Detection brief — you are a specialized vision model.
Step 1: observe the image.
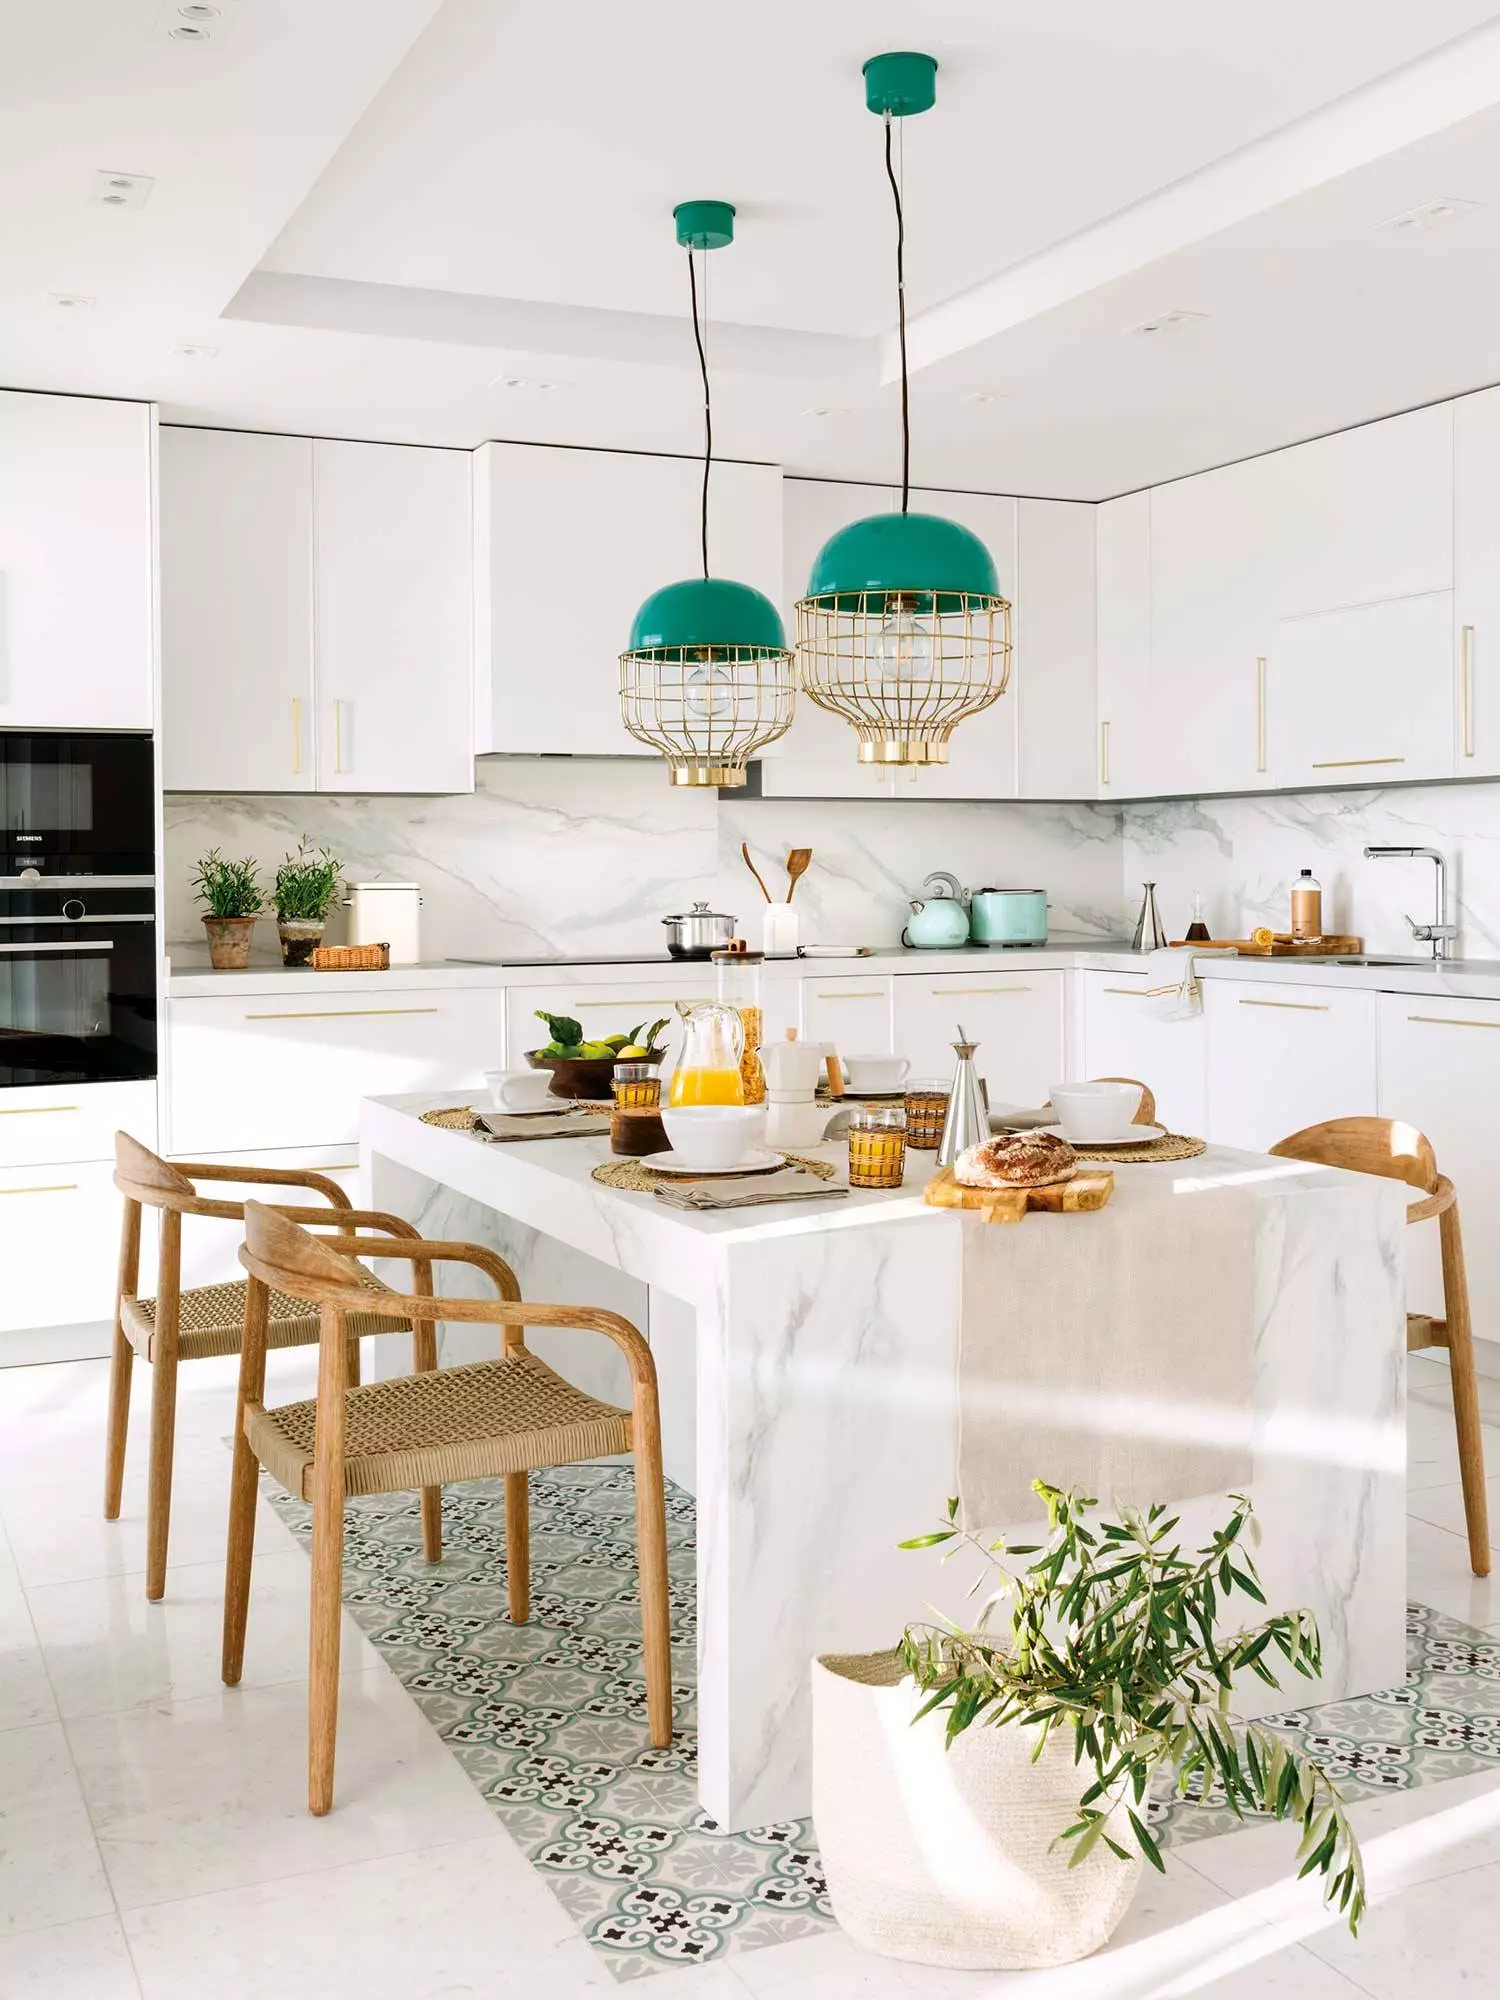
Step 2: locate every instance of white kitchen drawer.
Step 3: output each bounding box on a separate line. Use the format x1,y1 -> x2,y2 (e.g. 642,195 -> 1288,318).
0,1161 -> 126,1333
167,988 -> 505,1155
799,976 -> 895,1060
0,1079 -> 157,1168
894,969 -> 1065,1107
504,972 -> 718,1071
1078,972 -> 1206,1137
1204,980 -> 1377,1153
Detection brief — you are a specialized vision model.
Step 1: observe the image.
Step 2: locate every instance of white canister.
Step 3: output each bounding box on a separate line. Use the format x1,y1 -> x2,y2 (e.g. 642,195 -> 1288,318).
343,880 -> 422,965
761,901 -> 800,956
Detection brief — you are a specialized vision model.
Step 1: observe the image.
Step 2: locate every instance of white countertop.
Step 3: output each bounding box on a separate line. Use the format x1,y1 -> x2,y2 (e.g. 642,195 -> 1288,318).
167,937 -> 1500,1002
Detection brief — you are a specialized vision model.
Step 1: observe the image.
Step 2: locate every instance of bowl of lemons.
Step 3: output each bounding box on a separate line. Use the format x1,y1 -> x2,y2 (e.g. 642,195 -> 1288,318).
525,1011 -> 671,1101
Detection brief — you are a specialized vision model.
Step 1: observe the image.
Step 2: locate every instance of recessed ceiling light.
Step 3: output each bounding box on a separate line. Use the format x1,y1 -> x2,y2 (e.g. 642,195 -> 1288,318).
49,293 -> 96,312
91,170 -> 153,210
1127,308 -> 1209,337
157,0 -> 236,42
961,390 -> 1008,406
489,374 -> 569,393
1379,196 -> 1480,236
800,405 -> 851,419
173,343 -> 219,360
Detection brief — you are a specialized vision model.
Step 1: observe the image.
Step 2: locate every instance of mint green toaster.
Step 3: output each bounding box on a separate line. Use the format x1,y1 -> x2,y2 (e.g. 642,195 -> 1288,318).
968,888 -> 1048,946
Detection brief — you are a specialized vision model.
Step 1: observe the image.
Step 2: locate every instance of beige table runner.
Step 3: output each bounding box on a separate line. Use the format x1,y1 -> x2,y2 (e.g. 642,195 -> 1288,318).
958,1181 -> 1255,1522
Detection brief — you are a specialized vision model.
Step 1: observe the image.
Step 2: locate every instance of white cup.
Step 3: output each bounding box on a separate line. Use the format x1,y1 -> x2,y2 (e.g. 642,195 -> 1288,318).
842,1053 -> 911,1094
485,1067 -> 555,1112
661,1104 -> 767,1168
1047,1080 -> 1141,1143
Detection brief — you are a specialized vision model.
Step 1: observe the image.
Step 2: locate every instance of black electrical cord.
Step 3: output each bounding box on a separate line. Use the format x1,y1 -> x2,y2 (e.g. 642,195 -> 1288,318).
687,247 -> 711,578
883,112 -> 911,514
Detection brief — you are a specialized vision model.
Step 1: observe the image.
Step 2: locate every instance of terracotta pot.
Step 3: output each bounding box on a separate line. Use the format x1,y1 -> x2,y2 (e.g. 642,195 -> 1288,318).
277,917 -> 326,967
812,1650 -> 1142,1969
202,915 -> 258,971
526,1048 -> 663,1103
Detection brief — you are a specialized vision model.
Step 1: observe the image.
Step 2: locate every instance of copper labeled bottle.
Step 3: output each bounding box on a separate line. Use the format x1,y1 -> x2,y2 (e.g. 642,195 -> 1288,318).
1290,869 -> 1323,941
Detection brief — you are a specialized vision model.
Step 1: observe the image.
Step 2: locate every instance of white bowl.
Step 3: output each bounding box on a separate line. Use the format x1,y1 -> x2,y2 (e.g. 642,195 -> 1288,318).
484,1067 -> 555,1112
842,1053 -> 911,1094
1047,1080 -> 1141,1144
661,1105 -> 767,1169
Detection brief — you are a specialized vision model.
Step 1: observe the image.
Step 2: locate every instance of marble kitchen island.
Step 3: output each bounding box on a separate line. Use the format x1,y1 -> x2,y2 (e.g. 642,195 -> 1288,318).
360,1092 -> 1408,1833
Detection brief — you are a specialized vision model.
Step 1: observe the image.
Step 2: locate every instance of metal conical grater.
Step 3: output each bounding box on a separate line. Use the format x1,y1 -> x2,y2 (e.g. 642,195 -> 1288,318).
936,1026 -> 989,1167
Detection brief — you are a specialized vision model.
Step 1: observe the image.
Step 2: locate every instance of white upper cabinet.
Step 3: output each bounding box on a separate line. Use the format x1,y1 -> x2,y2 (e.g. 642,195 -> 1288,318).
1094,492 -> 1152,800
475,442 -> 783,759
161,428 -> 314,792
1455,386 -> 1500,776
162,429 -> 473,793
312,440 -> 473,793
0,391 -> 153,731
1015,499 -> 1097,800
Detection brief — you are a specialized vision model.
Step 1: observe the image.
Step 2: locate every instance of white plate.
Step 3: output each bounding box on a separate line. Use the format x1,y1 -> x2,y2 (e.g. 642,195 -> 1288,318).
649,1147 -> 787,1178
1042,1123 -> 1167,1147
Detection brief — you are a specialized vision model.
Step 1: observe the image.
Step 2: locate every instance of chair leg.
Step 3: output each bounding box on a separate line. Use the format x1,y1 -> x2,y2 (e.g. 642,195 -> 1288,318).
411,1311 -> 442,1562
633,1438 -> 673,1749
1440,1201 -> 1491,1577
103,1198 -> 140,1521
505,1472 -> 530,1623
144,1344 -> 178,1602
308,1310 -> 349,1818
223,1276 -> 270,1687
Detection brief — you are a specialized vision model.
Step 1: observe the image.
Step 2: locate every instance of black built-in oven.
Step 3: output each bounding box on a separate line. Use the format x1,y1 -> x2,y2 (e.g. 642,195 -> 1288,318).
0,732 -> 157,1086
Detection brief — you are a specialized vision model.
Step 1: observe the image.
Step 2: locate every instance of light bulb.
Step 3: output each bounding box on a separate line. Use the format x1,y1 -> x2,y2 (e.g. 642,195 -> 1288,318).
871,596 -> 933,683
683,656 -> 734,724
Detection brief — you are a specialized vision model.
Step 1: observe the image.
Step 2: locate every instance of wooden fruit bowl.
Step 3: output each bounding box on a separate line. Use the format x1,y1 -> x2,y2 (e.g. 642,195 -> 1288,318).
525,1048 -> 664,1102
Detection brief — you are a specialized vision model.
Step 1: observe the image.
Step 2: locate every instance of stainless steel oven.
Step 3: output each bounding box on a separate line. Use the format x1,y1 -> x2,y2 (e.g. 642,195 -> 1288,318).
0,732 -> 156,1086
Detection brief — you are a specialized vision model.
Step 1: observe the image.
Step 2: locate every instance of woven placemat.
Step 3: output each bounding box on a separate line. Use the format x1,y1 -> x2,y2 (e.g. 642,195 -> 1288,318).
421,1105 -> 483,1130
592,1152 -> 838,1193
1069,1132 -> 1206,1164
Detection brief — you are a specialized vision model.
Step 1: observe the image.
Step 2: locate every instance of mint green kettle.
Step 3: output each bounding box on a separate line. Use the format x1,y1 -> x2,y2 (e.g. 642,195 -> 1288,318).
902,871 -> 971,950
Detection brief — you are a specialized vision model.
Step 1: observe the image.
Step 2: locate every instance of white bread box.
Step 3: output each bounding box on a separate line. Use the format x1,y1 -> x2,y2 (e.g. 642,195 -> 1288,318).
342,880 -> 422,965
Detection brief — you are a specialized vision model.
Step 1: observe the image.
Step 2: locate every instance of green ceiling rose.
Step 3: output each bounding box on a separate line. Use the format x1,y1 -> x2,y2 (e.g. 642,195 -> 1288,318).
804,511 -> 1000,613
862,51 -> 938,118
627,576 -> 786,657
673,200 -> 735,251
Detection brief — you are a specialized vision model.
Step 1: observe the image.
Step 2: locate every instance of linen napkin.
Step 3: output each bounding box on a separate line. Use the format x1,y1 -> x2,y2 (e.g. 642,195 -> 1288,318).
653,1170 -> 849,1211
477,1110 -> 611,1141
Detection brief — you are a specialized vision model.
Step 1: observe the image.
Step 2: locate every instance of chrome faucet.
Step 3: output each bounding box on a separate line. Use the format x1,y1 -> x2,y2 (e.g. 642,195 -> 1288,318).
1362,845 -> 1457,961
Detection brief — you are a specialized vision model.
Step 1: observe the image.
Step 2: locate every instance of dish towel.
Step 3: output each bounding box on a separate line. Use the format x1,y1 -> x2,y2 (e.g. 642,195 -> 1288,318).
957,1178 -> 1255,1524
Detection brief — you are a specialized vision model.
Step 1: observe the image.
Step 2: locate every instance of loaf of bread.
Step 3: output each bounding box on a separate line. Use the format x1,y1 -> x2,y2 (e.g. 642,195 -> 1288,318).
954,1131 -> 1078,1189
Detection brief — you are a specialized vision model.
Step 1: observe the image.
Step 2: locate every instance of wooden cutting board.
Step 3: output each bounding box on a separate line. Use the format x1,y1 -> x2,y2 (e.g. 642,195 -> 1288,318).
1167,933 -> 1362,956
923,1164 -> 1114,1225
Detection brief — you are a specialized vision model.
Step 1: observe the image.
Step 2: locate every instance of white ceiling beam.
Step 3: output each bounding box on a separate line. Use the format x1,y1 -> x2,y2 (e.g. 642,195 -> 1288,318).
894,14 -> 1500,380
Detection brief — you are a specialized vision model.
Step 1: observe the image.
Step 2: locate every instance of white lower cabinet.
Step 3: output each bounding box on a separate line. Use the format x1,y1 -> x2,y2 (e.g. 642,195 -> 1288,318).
0,1162 -> 129,1336
1377,995 -> 1500,1341
894,970 -> 1065,1108
800,976 -> 895,1060
1204,980 -> 1377,1153
1078,972 -> 1206,1136
167,987 -> 506,1155
504,972 -> 719,1073
0,1080 -> 156,1169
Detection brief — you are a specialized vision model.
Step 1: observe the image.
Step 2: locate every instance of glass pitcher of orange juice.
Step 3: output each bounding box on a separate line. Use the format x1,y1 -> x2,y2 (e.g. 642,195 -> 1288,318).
669,1001 -> 745,1107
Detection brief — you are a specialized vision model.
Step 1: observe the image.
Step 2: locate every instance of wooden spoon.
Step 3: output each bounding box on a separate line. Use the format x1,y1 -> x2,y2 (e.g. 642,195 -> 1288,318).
785,847 -> 813,903
741,841 -> 773,903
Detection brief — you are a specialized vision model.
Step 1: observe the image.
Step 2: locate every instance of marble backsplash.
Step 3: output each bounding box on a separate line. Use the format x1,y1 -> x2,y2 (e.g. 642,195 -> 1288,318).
1122,782 -> 1500,957
162,759 -> 1127,960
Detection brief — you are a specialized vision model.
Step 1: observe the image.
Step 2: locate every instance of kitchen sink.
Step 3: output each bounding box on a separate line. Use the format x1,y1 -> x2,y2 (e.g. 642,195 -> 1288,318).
1306,954 -> 1435,968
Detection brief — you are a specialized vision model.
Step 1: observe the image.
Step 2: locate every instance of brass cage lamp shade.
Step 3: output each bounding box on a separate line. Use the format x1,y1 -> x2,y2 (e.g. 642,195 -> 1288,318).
619,647 -> 795,788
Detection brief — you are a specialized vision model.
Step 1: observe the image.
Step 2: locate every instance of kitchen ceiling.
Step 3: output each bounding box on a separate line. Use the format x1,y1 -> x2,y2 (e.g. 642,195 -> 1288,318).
8,0 -> 1500,496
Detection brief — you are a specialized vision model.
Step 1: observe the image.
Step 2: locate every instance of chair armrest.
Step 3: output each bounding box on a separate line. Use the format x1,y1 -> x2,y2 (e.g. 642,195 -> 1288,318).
312,1235 -> 521,1301
173,1161 -> 353,1209
1408,1174 -> 1456,1226
272,1207 -> 421,1238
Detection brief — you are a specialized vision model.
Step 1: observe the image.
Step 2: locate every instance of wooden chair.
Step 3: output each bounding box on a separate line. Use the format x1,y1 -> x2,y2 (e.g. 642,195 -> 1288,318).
1270,1117 -> 1490,1576
108,1133 -> 416,1600
225,1200 -> 672,1816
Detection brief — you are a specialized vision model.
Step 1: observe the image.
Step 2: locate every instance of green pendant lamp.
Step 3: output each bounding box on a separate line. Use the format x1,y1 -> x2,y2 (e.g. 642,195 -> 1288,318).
620,200 -> 795,788
795,53 -> 1013,767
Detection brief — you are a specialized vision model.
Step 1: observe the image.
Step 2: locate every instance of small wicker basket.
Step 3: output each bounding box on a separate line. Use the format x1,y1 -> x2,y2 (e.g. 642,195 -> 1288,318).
310,941 -> 390,971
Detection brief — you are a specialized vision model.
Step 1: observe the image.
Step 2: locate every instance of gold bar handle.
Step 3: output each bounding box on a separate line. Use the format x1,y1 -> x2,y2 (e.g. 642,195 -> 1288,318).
333,700 -> 345,776
1309,756 -> 1406,770
0,1104 -> 78,1116
1408,1014 -> 1500,1030
243,1007 -> 441,1022
0,1182 -> 77,1197
1238,998 -> 1330,1012
1462,624 -> 1476,759
1255,657 -> 1267,773
573,998 -> 695,1008
290,698 -> 302,776
814,991 -> 883,1001
1099,719 -> 1110,788
934,986 -> 1030,996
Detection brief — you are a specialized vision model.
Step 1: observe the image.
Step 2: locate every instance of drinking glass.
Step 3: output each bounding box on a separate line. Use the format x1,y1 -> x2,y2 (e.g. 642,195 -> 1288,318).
613,1062 -> 661,1111
903,1079 -> 950,1150
848,1105 -> 907,1189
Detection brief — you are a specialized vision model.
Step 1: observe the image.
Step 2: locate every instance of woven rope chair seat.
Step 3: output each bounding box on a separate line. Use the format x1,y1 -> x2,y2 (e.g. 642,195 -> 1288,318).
248,1348 -> 633,1501
122,1262 -> 403,1364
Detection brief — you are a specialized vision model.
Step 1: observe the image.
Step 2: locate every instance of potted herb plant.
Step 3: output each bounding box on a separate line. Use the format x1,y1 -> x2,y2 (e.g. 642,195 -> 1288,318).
812,1482 -> 1364,1970
273,839 -> 342,966
192,850 -> 264,970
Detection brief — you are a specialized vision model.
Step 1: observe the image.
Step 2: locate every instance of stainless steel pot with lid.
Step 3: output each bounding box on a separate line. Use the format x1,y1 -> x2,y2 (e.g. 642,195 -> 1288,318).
661,900 -> 737,960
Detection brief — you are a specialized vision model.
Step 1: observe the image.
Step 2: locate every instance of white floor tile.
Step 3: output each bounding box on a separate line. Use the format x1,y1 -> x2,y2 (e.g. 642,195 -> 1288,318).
2,1484 -> 288,1593
1404,1476 -> 1500,1551
0,1915 -> 141,1999
66,1667 -> 498,1909
120,1833 -> 580,1999
0,1553 -> 58,1730
1406,1516 -> 1500,1627
1304,1857 -> 1500,1995
0,1721 -> 115,1938
27,1546 -> 376,1722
